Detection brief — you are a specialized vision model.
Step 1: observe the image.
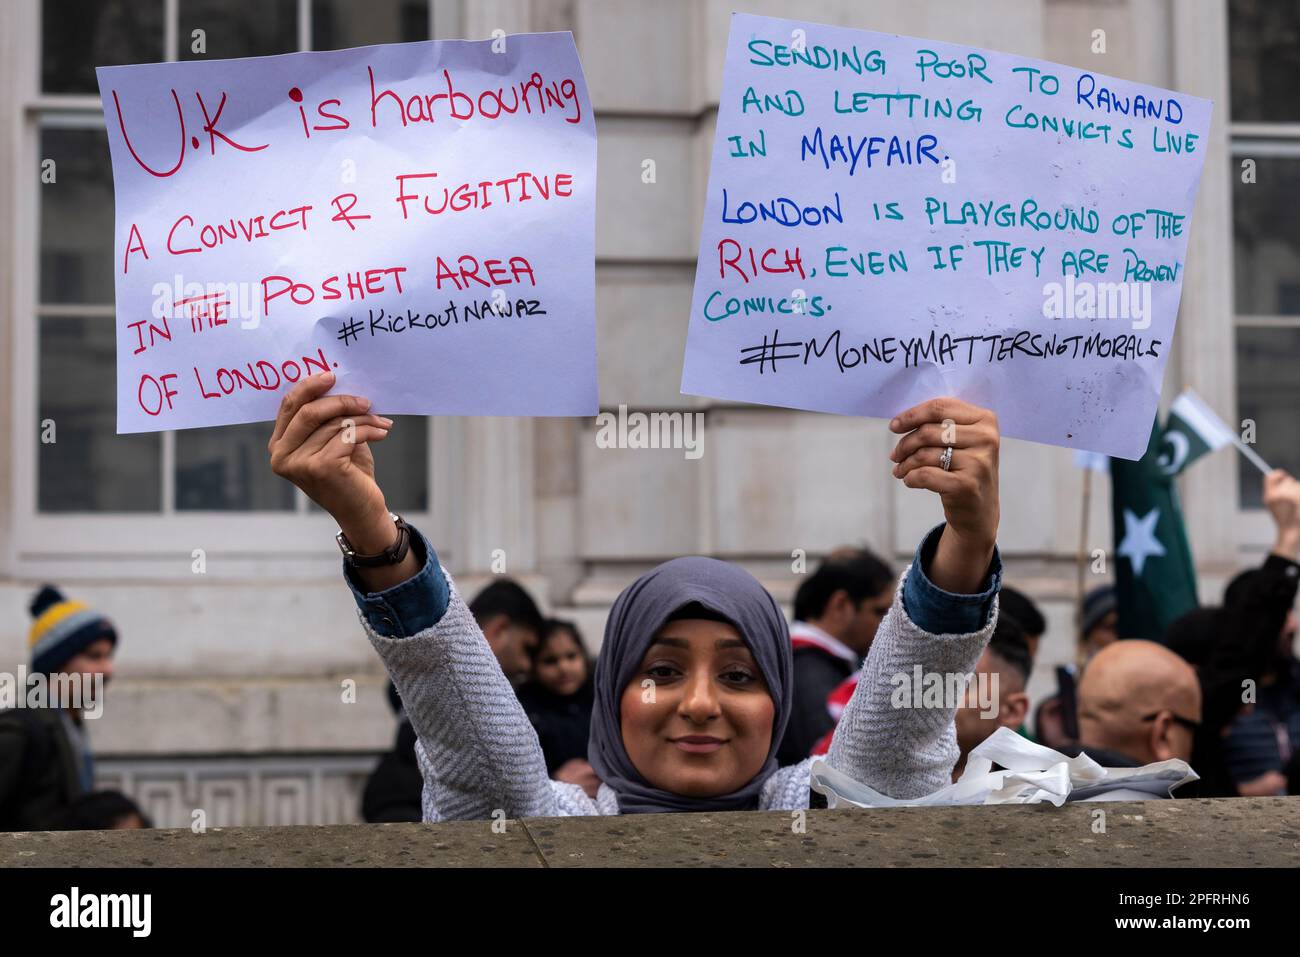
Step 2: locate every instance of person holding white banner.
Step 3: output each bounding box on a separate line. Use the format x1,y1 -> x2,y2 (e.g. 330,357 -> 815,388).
266,372 -> 1005,818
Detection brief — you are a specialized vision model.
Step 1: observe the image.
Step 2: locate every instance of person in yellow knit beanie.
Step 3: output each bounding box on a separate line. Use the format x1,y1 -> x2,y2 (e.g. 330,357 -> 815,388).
0,585 -> 117,831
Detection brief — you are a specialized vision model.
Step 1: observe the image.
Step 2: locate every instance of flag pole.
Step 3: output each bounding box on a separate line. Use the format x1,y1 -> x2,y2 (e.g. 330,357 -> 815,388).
1178,387 -> 1272,476
1233,436 -> 1273,477
1076,466 -> 1092,632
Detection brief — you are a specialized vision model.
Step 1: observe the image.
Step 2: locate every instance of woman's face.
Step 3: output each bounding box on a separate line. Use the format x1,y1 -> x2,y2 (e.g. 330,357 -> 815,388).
618,617 -> 775,797
534,628 -> 588,696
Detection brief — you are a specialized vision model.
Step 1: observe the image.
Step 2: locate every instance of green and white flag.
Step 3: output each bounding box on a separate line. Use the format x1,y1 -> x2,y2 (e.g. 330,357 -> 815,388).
1156,389 -> 1237,477
1110,417 -> 1200,641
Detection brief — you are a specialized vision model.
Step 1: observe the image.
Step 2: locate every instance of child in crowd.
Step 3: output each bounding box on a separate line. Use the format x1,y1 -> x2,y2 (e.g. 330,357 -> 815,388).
517,619 -> 599,797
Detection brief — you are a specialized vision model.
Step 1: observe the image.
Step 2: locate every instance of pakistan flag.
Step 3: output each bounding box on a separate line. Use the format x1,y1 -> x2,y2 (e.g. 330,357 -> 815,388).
1156,390 -> 1238,477
1109,410 -> 1205,641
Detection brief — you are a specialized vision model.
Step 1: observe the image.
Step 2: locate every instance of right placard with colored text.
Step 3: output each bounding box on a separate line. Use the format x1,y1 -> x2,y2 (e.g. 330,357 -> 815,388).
681,13 -> 1212,460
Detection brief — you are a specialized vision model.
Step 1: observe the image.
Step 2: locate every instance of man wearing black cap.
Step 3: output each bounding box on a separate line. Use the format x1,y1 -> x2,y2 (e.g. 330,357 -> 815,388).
778,549 -> 895,765
1079,584 -> 1119,661
0,585 -> 117,831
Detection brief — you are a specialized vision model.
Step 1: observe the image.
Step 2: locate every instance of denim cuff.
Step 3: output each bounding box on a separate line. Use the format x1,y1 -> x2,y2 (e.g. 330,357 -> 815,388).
902,522 -> 1002,635
344,524 -> 449,638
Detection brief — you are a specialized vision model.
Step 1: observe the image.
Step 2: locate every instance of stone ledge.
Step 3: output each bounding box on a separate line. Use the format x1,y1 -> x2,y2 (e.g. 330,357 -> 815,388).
2,798 -> 1297,868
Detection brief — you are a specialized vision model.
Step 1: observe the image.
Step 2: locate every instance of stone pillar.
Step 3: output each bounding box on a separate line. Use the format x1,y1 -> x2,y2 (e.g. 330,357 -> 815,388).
457,418 -> 537,575
1170,0 -> 1239,570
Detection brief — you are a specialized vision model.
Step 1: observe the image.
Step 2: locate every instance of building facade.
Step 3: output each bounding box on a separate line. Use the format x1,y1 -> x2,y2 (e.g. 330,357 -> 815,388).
0,0 -> 1294,825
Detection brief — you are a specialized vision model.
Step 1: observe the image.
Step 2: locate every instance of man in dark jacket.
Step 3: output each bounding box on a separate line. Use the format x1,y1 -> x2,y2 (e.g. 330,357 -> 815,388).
777,549 -> 894,765
361,683 -> 425,823
0,586 -> 117,831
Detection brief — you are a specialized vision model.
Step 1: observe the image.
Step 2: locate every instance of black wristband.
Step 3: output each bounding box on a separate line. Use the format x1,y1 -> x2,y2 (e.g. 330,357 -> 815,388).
337,513 -> 411,568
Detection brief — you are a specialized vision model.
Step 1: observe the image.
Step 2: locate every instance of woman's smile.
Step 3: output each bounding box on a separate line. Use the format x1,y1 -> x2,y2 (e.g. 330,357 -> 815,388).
670,734 -> 728,754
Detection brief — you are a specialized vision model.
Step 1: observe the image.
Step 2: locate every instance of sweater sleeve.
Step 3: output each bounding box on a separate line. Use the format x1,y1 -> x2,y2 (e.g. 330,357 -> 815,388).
344,524 -> 449,638
361,569 -> 559,822
903,523 -> 1001,634
825,564 -> 997,800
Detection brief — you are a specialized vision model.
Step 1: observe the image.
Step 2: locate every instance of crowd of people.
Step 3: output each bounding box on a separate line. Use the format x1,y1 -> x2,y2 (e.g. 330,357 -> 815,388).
359,467 -> 1300,820
2,372 -> 1297,828
248,371 -> 1294,821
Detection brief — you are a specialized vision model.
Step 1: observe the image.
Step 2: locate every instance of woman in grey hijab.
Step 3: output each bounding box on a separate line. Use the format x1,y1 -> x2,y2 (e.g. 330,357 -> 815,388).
269,374 -> 1005,820
587,556 -> 794,813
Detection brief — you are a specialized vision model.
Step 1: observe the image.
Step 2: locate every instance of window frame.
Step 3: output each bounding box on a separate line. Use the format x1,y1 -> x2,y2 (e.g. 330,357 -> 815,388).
11,0 -> 461,579
1228,121 -> 1300,538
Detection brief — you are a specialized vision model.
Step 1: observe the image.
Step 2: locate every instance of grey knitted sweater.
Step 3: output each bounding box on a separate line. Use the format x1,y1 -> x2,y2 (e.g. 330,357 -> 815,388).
364,566 -> 995,821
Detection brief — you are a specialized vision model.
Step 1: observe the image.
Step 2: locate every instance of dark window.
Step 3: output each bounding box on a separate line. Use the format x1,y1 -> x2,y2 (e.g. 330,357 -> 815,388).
178,0 -> 298,61
1232,154 -> 1300,316
1229,0 -> 1300,124
42,0 -> 166,94
1236,326 -> 1300,508
39,126 -> 115,305
176,424 -> 297,511
312,0 -> 427,51
39,317 -> 162,512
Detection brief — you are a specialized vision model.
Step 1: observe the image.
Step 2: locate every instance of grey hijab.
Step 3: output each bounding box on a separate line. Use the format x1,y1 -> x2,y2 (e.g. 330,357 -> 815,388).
587,556 -> 793,814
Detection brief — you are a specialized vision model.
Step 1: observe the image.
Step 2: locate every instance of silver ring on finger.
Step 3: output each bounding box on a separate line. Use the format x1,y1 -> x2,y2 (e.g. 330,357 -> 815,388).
940,445 -> 953,471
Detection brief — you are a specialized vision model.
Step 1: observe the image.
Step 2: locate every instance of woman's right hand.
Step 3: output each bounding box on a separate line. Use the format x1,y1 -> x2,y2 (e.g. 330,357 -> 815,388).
268,371 -> 396,555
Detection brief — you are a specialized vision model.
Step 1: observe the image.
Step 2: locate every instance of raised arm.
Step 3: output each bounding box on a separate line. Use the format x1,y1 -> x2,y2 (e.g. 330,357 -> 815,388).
826,398 -> 1002,799
1202,470 -> 1300,735
268,372 -> 558,820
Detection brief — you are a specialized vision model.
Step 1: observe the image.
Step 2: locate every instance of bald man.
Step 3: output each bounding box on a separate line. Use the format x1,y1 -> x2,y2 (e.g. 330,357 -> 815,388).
1076,640 -> 1202,766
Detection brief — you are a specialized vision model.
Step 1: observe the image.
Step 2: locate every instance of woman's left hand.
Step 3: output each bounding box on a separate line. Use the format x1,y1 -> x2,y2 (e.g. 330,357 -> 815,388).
889,397 -> 1001,594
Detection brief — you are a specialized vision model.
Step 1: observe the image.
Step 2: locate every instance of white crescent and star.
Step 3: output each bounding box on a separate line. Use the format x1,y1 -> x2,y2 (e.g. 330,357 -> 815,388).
1156,431 -> 1190,476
